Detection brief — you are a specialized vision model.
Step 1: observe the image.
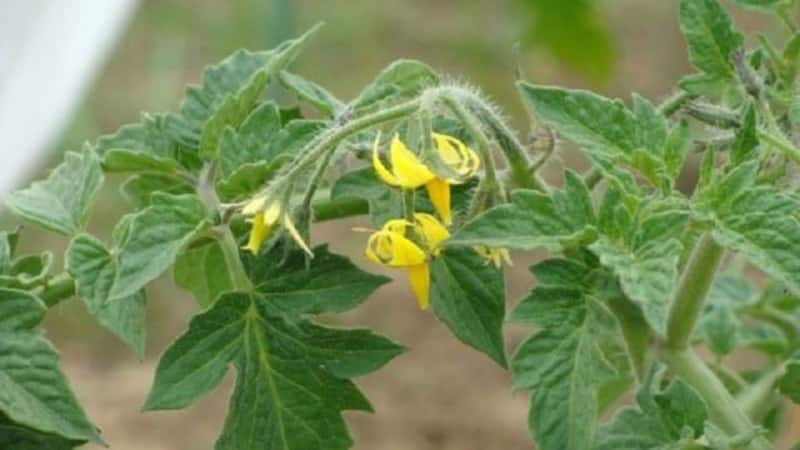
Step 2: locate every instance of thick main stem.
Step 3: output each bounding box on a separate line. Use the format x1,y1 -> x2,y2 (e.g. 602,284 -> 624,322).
665,233 -> 725,350
662,233 -> 772,449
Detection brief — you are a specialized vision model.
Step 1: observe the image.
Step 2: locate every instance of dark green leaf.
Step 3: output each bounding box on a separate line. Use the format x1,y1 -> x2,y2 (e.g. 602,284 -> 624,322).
248,244 -> 390,315
331,167 -> 403,227
430,247 -> 507,367
0,289 -> 101,443
145,292 -> 403,450
779,359 -> 800,403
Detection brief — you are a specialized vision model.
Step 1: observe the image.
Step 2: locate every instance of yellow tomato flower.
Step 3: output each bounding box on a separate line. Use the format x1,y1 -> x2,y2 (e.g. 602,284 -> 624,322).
474,245 -> 513,268
242,195 -> 312,256
364,213 -> 450,310
372,133 -> 481,225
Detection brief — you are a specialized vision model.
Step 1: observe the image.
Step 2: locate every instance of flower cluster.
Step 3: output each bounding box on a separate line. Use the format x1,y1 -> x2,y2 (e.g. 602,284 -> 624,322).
364,132 -> 509,309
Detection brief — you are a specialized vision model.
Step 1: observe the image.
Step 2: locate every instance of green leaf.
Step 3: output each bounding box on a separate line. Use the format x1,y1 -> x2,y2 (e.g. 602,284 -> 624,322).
679,0 -> 744,79
145,292 -> 403,450
95,113 -> 188,167
174,239 -> 235,307
0,288 -> 102,443
6,151 -> 103,236
0,252 -> 54,289
449,171 -> 596,251
731,103 -> 758,166
218,102 -> 282,178
331,167 -> 403,227
663,120 -> 692,183
594,370 -> 707,450
109,193 -> 208,300
702,162 -> 800,296
121,173 -> 194,208
511,257 -> 617,450
247,244 -> 390,315
779,359 -> 800,403
517,83 -> 638,157
517,0 -> 615,82
351,59 -> 439,111
102,148 -> 179,173
700,274 -> 756,355
66,234 -> 147,356
591,194 -> 688,335
0,415 -> 81,450
171,26 -> 320,159
430,247 -> 507,367
279,71 -> 345,117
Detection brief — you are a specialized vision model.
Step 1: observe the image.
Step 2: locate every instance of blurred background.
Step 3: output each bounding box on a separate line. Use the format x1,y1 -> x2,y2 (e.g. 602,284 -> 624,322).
0,0 -> 797,449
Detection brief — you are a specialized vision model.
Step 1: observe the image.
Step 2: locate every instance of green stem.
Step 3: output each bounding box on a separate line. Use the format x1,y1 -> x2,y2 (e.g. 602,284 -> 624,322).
736,364 -> 786,422
748,305 -> 800,347
757,128 -> 800,165
605,295 -> 651,381
584,167 -> 603,189
658,91 -> 695,117
468,98 -> 548,192
278,99 -> 420,184
34,272 -> 76,307
197,162 -> 253,292
216,225 -> 253,291
666,233 -> 725,350
311,197 -> 368,222
664,349 -> 773,450
442,94 -> 504,217
402,189 -> 415,223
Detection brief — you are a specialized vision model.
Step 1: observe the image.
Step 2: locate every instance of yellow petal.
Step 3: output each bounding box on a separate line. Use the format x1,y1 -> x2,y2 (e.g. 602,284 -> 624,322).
425,178 -> 452,225
242,194 -> 268,215
407,263 -> 430,310
262,202 -> 282,225
282,213 -> 314,257
365,231 -> 426,267
389,135 -> 436,188
432,132 -> 481,180
413,213 -> 449,250
243,214 -> 272,254
372,133 -> 401,186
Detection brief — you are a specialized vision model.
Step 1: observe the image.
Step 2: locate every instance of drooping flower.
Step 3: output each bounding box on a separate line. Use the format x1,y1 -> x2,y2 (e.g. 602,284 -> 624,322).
242,195 -> 312,256
365,213 -> 450,309
372,133 -> 480,225
474,245 -> 513,268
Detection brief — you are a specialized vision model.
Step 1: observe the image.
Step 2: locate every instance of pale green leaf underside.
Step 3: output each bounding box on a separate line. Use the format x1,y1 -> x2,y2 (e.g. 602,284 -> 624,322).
6,151 -> 103,236
66,234 -> 147,356
174,239 -> 235,307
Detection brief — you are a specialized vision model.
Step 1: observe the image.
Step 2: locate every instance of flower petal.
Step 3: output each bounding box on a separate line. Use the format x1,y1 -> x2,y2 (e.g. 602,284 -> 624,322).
413,213 -> 450,250
243,213 -> 271,254
407,263 -> 430,310
283,213 -> 314,257
365,230 -> 426,267
432,132 -> 481,179
372,133 -> 401,186
389,135 -> 435,188
242,194 -> 268,215
263,202 -> 283,225
425,178 -> 452,225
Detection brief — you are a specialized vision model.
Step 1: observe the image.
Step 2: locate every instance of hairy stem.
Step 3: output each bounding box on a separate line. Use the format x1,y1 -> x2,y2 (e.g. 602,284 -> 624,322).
666,233 -> 725,350
276,99 -> 420,187
605,295 -> 651,381
736,364 -> 786,422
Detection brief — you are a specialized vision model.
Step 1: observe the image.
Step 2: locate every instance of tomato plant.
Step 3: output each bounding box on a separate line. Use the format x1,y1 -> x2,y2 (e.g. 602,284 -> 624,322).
3,0 -> 800,449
